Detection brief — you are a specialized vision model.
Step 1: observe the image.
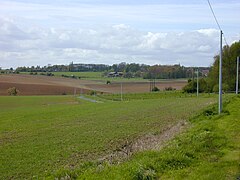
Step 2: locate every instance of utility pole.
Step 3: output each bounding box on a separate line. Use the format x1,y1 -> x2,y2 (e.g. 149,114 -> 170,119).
120,82 -> 123,101
196,68 -> 199,97
192,68 -> 194,92
74,87 -> 76,96
219,30 -> 223,114
150,79 -> 152,92
236,56 -> 239,94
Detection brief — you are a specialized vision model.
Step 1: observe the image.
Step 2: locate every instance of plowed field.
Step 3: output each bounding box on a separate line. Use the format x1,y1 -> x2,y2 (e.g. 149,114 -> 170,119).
0,74 -> 187,95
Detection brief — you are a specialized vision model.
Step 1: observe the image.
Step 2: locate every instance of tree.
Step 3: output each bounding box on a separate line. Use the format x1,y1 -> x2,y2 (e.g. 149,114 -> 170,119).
7,87 -> 19,96
208,41 -> 240,91
182,78 -> 208,93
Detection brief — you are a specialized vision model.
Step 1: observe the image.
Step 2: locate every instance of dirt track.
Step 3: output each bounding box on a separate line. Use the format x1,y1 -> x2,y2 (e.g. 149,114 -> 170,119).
0,74 -> 187,95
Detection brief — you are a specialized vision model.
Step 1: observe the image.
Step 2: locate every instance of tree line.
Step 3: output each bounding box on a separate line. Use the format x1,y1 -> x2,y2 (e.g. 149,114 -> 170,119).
15,63 -> 209,79
183,41 -> 240,93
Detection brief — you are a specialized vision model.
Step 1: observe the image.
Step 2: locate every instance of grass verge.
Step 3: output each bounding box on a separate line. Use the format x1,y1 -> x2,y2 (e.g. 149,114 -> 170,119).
57,95 -> 240,179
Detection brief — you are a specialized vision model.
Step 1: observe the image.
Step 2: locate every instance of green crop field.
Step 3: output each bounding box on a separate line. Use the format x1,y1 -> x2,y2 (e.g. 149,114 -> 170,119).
51,71 -> 150,82
20,71 -> 188,83
52,71 -> 103,79
77,95 -> 240,180
0,93 -> 217,179
97,91 -> 213,101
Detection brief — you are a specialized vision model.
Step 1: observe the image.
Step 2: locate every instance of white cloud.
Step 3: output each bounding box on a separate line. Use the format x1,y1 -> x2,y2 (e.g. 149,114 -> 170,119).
0,0 -> 240,69
0,16 -> 226,68
197,29 -> 219,36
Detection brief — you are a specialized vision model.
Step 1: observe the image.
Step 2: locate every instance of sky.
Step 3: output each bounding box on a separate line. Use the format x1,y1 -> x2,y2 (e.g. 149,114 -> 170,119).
0,0 -> 239,69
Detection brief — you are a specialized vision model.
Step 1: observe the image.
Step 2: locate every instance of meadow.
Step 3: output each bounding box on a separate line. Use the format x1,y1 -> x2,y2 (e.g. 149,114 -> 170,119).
0,93 -> 216,179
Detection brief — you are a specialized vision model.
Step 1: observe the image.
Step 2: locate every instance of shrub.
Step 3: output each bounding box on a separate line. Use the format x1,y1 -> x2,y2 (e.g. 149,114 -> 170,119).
47,73 -> 54,76
7,87 -> 19,96
106,80 -> 111,84
183,78 -> 208,93
89,90 -> 96,96
152,87 -> 160,92
213,83 -> 229,93
165,87 -> 176,91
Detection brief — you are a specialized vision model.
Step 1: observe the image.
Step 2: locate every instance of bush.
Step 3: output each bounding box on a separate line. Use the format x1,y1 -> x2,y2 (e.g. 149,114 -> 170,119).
152,87 -> 160,92
183,78 -> 208,93
213,83 -> 229,93
89,90 -> 96,96
47,73 -> 54,76
165,87 -> 176,91
106,80 -> 111,84
7,87 -> 19,96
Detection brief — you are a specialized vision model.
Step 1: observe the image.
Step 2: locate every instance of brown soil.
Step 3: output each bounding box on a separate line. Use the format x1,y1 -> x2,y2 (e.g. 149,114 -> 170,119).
0,74 -> 187,95
0,74 -> 92,95
86,81 -> 187,94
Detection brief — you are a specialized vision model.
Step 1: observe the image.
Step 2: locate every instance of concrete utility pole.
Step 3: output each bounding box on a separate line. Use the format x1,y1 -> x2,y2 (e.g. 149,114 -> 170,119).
120,82 -> 123,101
196,68 -> 199,97
236,56 -> 239,94
219,30 -> 223,114
74,88 -> 76,96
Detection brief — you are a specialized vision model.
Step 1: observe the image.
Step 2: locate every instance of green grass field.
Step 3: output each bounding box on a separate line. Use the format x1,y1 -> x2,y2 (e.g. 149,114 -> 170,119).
0,93 -> 216,179
74,95 -> 240,179
21,71 -> 187,82
97,91 -> 214,101
53,72 -> 187,83
52,71 -> 103,79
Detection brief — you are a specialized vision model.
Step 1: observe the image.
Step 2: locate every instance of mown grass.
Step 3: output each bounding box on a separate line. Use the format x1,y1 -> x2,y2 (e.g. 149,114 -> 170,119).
0,94 -> 215,179
72,95 -> 240,179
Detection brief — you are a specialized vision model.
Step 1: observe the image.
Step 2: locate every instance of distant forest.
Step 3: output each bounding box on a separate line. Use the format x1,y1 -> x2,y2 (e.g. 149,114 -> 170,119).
14,63 -> 210,79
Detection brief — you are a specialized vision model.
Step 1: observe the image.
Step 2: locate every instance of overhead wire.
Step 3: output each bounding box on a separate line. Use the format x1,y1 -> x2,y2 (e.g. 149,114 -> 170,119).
207,0 -> 229,46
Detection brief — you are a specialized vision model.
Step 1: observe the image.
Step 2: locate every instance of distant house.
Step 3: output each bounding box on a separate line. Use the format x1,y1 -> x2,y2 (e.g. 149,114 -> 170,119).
107,72 -> 123,77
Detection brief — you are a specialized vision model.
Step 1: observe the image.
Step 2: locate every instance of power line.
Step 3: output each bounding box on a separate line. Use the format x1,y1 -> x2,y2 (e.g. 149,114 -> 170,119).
207,0 -> 221,30
223,34 -> 229,47
207,0 -> 229,46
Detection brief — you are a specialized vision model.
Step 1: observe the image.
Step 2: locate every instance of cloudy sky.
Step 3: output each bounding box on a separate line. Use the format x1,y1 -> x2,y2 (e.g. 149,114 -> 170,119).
0,0 -> 239,68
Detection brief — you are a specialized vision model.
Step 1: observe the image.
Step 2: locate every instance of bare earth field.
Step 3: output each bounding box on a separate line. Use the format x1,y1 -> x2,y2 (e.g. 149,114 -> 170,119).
0,74 -> 187,95
88,81 -> 186,93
